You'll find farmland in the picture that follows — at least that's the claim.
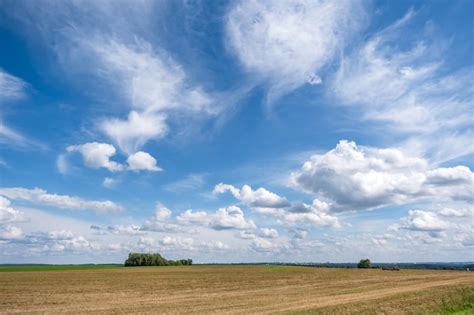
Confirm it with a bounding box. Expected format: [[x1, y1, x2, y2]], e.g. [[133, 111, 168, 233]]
[[1, 265, 473, 314]]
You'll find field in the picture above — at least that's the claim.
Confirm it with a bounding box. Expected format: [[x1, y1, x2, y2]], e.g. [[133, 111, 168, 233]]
[[0, 264, 122, 272], [1, 265, 473, 314]]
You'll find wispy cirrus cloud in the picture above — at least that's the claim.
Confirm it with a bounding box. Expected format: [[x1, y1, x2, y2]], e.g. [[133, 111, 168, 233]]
[[89, 38, 215, 153], [330, 10, 474, 163], [0, 69, 43, 149], [226, 0, 367, 103], [0, 187, 125, 213], [0, 69, 28, 100], [5, 1, 218, 154]]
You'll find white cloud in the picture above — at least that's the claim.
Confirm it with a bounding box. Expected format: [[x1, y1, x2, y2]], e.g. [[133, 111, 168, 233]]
[[176, 209, 211, 226], [137, 236, 189, 252], [38, 231, 96, 252], [93, 38, 212, 113], [176, 206, 256, 231], [127, 151, 161, 172], [399, 210, 450, 233], [0, 196, 25, 224], [66, 142, 161, 173], [259, 228, 278, 239], [67, 142, 123, 172], [153, 203, 172, 221], [164, 174, 206, 193], [0, 187, 124, 213], [141, 203, 181, 233], [226, 0, 366, 102], [330, 10, 474, 163], [1, 225, 23, 240], [438, 207, 473, 218], [214, 183, 341, 228], [251, 237, 280, 252], [0, 69, 27, 100], [211, 206, 256, 230], [213, 183, 290, 209], [291, 140, 473, 212], [3, 227, 98, 254], [91, 38, 214, 153], [91, 224, 145, 236], [56, 154, 69, 174], [102, 177, 118, 189], [0, 123, 26, 145], [158, 236, 195, 251], [101, 111, 168, 155], [6, 3, 216, 153], [238, 230, 257, 239], [283, 200, 341, 228], [201, 240, 229, 251], [0, 70, 40, 148]]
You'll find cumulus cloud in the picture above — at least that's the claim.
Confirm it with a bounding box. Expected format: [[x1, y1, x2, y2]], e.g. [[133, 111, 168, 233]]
[[67, 142, 124, 172], [0, 187, 124, 213], [200, 240, 229, 251], [238, 230, 257, 239], [388, 209, 459, 240], [141, 203, 182, 233], [135, 235, 229, 253], [213, 183, 290, 209], [399, 210, 450, 233], [291, 140, 473, 212], [158, 236, 195, 251], [251, 237, 281, 252], [226, 0, 367, 102], [283, 200, 340, 228], [214, 183, 341, 228], [5, 229, 98, 253], [43, 232, 96, 252], [127, 151, 162, 172], [0, 196, 25, 224], [176, 206, 256, 231], [1, 225, 23, 240], [211, 206, 256, 230], [176, 209, 211, 226], [91, 224, 145, 236], [438, 207, 473, 218], [66, 142, 161, 173], [259, 228, 278, 239]]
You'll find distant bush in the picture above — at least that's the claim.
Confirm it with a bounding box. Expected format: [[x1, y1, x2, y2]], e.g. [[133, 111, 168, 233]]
[[357, 259, 371, 269], [124, 253, 192, 267]]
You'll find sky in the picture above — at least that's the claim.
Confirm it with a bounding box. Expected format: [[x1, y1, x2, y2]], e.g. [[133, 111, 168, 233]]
[[0, 0, 473, 264]]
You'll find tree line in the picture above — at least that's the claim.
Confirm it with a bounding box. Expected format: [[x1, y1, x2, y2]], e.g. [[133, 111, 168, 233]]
[[124, 253, 192, 267]]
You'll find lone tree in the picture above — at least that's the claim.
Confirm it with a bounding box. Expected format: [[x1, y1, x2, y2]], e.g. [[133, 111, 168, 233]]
[[358, 258, 371, 269]]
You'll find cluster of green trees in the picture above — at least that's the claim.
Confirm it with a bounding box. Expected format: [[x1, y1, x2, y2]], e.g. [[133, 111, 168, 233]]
[[358, 259, 371, 269], [124, 253, 192, 267]]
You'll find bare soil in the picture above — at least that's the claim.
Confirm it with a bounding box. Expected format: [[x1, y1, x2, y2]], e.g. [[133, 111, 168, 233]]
[[0, 265, 473, 314]]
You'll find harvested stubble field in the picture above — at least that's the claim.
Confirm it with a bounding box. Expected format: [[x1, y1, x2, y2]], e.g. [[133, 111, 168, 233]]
[[1, 265, 473, 314]]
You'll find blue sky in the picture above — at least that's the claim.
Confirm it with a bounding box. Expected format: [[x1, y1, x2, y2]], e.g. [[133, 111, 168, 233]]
[[0, 0, 473, 264]]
